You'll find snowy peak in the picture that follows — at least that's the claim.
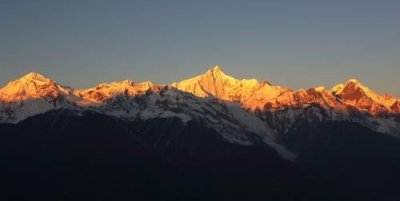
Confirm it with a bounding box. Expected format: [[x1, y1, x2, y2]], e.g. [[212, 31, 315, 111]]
[[201, 65, 242, 86], [330, 79, 397, 114], [0, 72, 69, 102], [20, 72, 49, 82], [6, 72, 54, 89], [208, 65, 223, 74], [331, 79, 374, 96], [205, 65, 234, 81], [171, 66, 261, 102], [331, 79, 369, 101], [0, 72, 74, 123], [76, 80, 160, 103], [211, 65, 222, 71]]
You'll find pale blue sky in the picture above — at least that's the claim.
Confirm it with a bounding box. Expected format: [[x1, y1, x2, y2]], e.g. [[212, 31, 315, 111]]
[[0, 0, 399, 96]]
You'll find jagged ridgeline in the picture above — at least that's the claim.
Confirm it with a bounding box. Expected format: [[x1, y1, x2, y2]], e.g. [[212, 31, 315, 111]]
[[1, 66, 399, 136], [1, 66, 400, 201]]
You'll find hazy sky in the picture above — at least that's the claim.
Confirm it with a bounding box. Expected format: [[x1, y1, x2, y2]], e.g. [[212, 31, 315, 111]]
[[1, 0, 399, 96]]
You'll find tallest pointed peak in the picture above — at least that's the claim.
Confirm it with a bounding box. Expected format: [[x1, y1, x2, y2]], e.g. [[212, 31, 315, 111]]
[[207, 65, 225, 75], [172, 65, 262, 100], [204, 65, 235, 81], [212, 65, 222, 71]]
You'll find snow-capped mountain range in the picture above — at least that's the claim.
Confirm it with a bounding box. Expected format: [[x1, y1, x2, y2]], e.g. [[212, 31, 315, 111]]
[[1, 66, 399, 159]]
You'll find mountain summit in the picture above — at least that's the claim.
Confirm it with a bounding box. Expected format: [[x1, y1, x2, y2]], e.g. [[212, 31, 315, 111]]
[[19, 72, 49, 82], [75, 80, 159, 103], [331, 79, 397, 113], [0, 72, 74, 122], [0, 72, 69, 102], [171, 66, 261, 102]]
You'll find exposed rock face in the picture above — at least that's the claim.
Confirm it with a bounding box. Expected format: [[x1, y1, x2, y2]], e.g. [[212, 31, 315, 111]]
[[331, 79, 397, 114]]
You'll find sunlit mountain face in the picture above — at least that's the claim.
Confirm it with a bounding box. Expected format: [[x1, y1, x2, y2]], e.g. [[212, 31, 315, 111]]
[[1, 66, 400, 201]]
